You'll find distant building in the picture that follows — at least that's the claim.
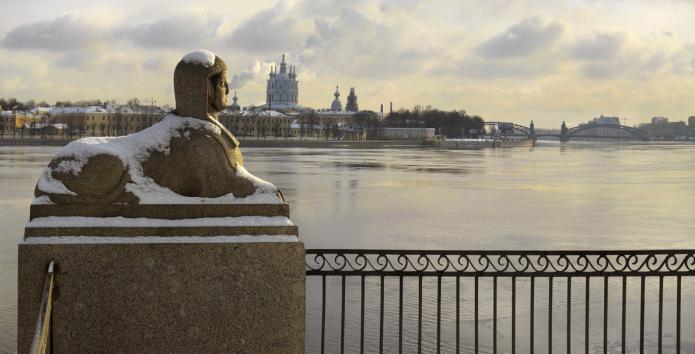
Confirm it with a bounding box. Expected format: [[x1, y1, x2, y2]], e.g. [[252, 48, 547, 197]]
[[345, 88, 358, 112], [50, 105, 164, 136], [382, 127, 435, 141], [265, 54, 299, 110], [651, 116, 669, 124], [229, 91, 241, 112], [330, 86, 342, 111], [688, 116, 695, 128], [1, 105, 164, 137], [1, 110, 49, 136], [218, 109, 292, 138], [588, 114, 620, 125], [639, 120, 689, 139]]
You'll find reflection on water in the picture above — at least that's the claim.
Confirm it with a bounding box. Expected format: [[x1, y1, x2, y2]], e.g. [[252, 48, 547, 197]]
[[1, 142, 695, 352]]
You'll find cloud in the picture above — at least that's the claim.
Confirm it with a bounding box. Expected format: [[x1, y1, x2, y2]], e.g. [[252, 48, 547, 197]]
[[573, 32, 625, 60], [227, 3, 306, 54], [0, 53, 49, 79], [0, 15, 107, 51], [118, 15, 222, 49], [141, 56, 166, 71], [477, 17, 563, 59], [452, 57, 557, 79], [581, 63, 617, 79], [229, 60, 270, 90], [54, 52, 92, 70], [300, 8, 427, 78]]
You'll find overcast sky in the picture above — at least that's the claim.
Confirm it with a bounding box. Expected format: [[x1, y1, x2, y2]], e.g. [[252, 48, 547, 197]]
[[2, 0, 695, 127]]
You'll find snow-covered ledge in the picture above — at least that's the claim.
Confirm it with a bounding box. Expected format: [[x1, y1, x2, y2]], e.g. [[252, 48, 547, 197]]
[[21, 235, 299, 244], [26, 216, 294, 228]]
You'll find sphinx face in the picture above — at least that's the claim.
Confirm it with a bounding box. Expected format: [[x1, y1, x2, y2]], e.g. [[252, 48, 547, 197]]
[[210, 70, 230, 114]]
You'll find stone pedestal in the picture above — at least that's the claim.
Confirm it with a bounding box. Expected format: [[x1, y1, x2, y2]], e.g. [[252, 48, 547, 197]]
[[18, 204, 304, 354]]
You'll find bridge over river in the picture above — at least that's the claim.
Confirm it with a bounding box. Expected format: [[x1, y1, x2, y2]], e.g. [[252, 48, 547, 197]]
[[485, 121, 648, 142]]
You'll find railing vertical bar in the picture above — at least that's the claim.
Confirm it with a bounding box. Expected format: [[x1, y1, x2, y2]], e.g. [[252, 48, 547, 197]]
[[456, 276, 460, 354], [493, 276, 497, 354], [399, 275, 403, 354], [512, 276, 516, 354], [418, 275, 423, 354], [549, 277, 553, 354], [603, 276, 608, 354], [676, 275, 681, 354], [380, 275, 385, 354], [341, 275, 346, 354], [658, 275, 663, 354], [585, 276, 589, 354], [531, 276, 535, 354], [640, 275, 645, 354], [361, 275, 365, 354], [475, 276, 479, 354], [321, 274, 326, 354], [567, 277, 571, 354], [437, 275, 442, 354], [621, 276, 626, 354]]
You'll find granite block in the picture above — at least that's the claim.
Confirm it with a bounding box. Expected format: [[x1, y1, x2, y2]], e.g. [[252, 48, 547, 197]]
[[18, 241, 305, 354], [30, 204, 290, 220]]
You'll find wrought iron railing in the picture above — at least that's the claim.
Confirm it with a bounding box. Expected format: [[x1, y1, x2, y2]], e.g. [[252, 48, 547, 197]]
[[305, 250, 695, 354]]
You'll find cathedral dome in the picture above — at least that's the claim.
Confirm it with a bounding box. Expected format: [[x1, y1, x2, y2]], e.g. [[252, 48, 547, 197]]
[[330, 86, 342, 111], [230, 91, 241, 112]]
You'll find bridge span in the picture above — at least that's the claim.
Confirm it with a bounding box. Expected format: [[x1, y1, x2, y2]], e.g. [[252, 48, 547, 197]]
[[484, 121, 647, 141]]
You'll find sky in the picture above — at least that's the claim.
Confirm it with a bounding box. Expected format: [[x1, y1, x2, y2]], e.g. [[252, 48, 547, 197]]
[[1, 0, 695, 127]]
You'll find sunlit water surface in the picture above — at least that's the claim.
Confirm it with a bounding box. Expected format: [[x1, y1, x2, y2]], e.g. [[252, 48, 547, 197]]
[[1, 142, 694, 353]]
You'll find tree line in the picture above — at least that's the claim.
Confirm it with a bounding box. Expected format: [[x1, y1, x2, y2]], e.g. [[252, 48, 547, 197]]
[[289, 106, 486, 140], [385, 105, 485, 138]]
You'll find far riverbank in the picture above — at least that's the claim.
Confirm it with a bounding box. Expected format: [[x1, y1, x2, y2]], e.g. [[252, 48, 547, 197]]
[[3, 136, 688, 149], [0, 137, 430, 149]]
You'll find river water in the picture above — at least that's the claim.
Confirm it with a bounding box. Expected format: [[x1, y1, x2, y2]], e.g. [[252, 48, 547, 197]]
[[1, 142, 694, 353]]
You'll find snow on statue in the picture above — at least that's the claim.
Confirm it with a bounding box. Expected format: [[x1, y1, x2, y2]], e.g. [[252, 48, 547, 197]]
[[34, 50, 283, 205]]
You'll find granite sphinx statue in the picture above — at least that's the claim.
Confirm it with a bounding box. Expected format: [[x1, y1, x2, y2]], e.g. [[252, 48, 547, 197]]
[[35, 50, 281, 205]]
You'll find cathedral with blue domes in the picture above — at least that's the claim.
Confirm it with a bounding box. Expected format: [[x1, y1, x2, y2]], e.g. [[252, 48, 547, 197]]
[[264, 54, 299, 110]]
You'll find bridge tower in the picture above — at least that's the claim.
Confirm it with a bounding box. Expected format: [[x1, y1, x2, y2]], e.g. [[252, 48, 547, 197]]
[[560, 121, 570, 142], [529, 120, 536, 140]]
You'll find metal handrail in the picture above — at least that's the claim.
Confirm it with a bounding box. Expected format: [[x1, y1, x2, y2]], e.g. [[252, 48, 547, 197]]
[[306, 249, 695, 276], [30, 260, 55, 354]]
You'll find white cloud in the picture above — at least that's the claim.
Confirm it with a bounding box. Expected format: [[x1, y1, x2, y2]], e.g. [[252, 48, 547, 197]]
[[229, 61, 271, 90]]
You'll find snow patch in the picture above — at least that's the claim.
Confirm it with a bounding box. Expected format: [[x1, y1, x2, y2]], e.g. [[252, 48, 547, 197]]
[[21, 235, 299, 244], [27, 216, 293, 228], [37, 167, 74, 195], [181, 50, 216, 67]]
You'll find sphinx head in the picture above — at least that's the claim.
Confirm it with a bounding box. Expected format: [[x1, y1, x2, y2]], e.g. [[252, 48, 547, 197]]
[[173, 50, 229, 120]]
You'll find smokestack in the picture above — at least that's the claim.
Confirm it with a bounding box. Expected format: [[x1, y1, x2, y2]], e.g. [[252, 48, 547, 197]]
[[380, 104, 383, 113], [389, 102, 393, 114]]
